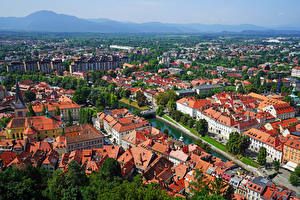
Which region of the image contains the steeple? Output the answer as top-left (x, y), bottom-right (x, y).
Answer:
top-left (14, 80), bottom-right (27, 117)
top-left (15, 80), bottom-right (26, 109)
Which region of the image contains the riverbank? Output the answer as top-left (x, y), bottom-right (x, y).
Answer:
top-left (156, 115), bottom-right (264, 177)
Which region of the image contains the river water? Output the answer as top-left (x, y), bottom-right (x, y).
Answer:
top-left (120, 102), bottom-right (227, 161)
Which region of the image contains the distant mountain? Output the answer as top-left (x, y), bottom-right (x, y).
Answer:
top-left (0, 10), bottom-right (299, 33)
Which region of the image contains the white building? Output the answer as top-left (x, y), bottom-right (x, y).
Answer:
top-left (176, 97), bottom-right (210, 118)
top-left (291, 66), bottom-right (300, 78)
top-left (262, 103), bottom-right (295, 120)
top-left (244, 128), bottom-right (283, 162)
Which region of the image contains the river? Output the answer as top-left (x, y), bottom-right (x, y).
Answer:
top-left (120, 102), bottom-right (227, 161)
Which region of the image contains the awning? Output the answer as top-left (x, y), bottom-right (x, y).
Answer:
top-left (282, 161), bottom-right (298, 172)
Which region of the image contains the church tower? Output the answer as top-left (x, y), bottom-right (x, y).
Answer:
top-left (14, 80), bottom-right (27, 117)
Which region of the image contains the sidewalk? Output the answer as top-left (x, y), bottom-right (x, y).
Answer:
top-left (157, 115), bottom-right (264, 177)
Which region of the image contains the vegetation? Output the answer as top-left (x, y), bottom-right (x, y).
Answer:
top-left (196, 119), bottom-right (208, 137)
top-left (135, 91), bottom-right (148, 107)
top-left (79, 108), bottom-right (95, 124)
top-left (0, 158), bottom-right (232, 200)
top-left (73, 87), bottom-right (91, 105)
top-left (0, 117), bottom-right (12, 129)
top-left (289, 164), bottom-right (300, 186)
top-left (240, 157), bottom-right (259, 168)
top-left (26, 103), bottom-right (36, 117)
top-left (226, 132), bottom-right (250, 155)
top-left (66, 110), bottom-right (73, 127)
top-left (119, 98), bottom-right (149, 111)
top-left (189, 170), bottom-right (232, 200)
top-left (257, 147), bottom-right (267, 166)
top-left (23, 90), bottom-right (36, 103)
top-left (273, 160), bottom-right (280, 172)
top-left (156, 105), bottom-right (164, 116)
top-left (202, 136), bottom-right (227, 152)
top-left (54, 106), bottom-right (61, 116)
top-left (155, 90), bottom-right (178, 106)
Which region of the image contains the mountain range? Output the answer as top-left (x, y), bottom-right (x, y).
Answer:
top-left (0, 10), bottom-right (299, 33)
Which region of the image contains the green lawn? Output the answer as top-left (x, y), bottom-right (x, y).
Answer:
top-left (241, 157), bottom-right (259, 168)
top-left (120, 98), bottom-right (149, 111)
top-left (202, 136), bottom-right (227, 152)
top-left (162, 115), bottom-right (176, 123)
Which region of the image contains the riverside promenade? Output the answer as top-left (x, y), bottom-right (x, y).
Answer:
top-left (157, 115), bottom-right (264, 177)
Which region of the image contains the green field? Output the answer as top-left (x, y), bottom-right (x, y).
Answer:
top-left (240, 157), bottom-right (259, 168)
top-left (202, 136), bottom-right (227, 152)
top-left (120, 98), bottom-right (149, 111)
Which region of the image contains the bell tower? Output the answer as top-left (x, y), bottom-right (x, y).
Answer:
top-left (14, 80), bottom-right (27, 117)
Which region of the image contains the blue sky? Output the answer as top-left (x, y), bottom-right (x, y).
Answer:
top-left (1, 0), bottom-right (300, 27)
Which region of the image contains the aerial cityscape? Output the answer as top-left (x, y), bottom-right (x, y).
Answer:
top-left (0, 1), bottom-right (300, 200)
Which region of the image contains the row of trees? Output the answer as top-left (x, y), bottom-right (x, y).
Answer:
top-left (168, 110), bottom-right (208, 137)
top-left (0, 158), bottom-right (228, 200)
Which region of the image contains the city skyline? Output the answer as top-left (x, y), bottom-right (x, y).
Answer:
top-left (1, 0), bottom-right (300, 27)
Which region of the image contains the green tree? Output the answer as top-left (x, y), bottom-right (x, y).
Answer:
top-left (100, 158), bottom-right (122, 179)
top-left (0, 166), bottom-right (48, 200)
top-left (166, 100), bottom-right (176, 111)
top-left (24, 90), bottom-right (36, 103)
top-left (73, 87), bottom-right (91, 104)
top-left (226, 132), bottom-right (250, 155)
top-left (196, 119), bottom-right (208, 137)
top-left (156, 105), bottom-right (164, 116)
top-left (282, 96), bottom-right (294, 106)
top-left (289, 164), bottom-right (300, 186)
top-left (54, 106), bottom-right (61, 116)
top-left (0, 117), bottom-right (12, 129)
top-left (27, 103), bottom-right (36, 117)
top-left (190, 170), bottom-right (226, 200)
top-left (136, 91), bottom-right (148, 107)
top-left (46, 170), bottom-right (67, 200)
top-left (257, 147), bottom-right (267, 165)
top-left (273, 160), bottom-right (280, 172)
top-left (66, 110), bottom-right (73, 127)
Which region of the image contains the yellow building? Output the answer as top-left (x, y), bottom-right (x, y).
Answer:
top-left (283, 137), bottom-right (300, 165)
top-left (5, 114), bottom-right (63, 141)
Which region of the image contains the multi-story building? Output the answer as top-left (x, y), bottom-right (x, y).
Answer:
top-left (32, 100), bottom-right (80, 121)
top-left (5, 114), bottom-right (63, 141)
top-left (65, 124), bottom-right (104, 153)
top-left (25, 60), bottom-right (39, 71)
top-left (282, 137), bottom-right (300, 165)
top-left (247, 176), bottom-right (272, 200)
top-left (6, 61), bottom-right (25, 72)
top-left (99, 109), bottom-right (150, 145)
top-left (197, 107), bottom-right (260, 139)
top-left (69, 55), bottom-right (127, 73)
top-left (244, 128), bottom-right (283, 162)
top-left (176, 97), bottom-right (210, 118)
top-left (262, 103), bottom-right (295, 120)
top-left (51, 59), bottom-right (64, 72)
top-left (291, 66), bottom-right (300, 78)
top-left (0, 86), bottom-right (7, 100)
top-left (38, 60), bottom-right (52, 73)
